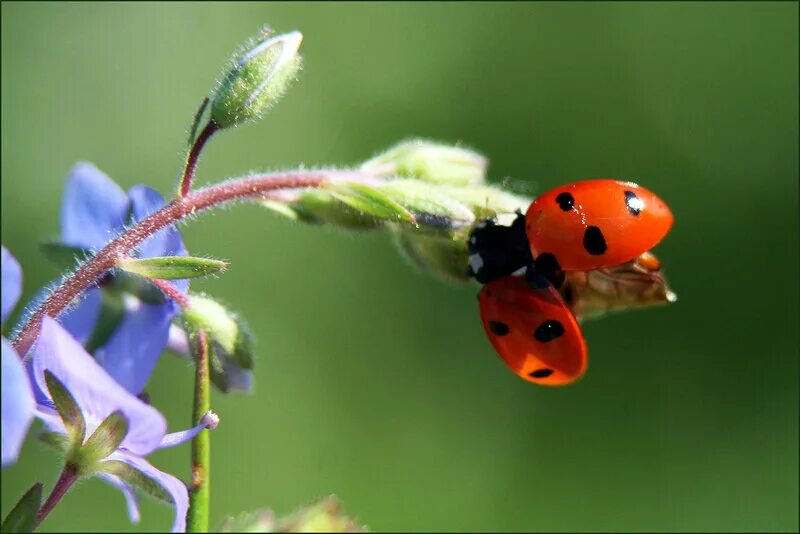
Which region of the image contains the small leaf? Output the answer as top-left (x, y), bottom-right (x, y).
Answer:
top-left (98, 460), bottom-right (172, 503)
top-left (326, 182), bottom-right (416, 226)
top-left (1, 482), bottom-right (42, 533)
top-left (44, 371), bottom-right (85, 453)
top-left (84, 289), bottom-right (126, 354)
top-left (76, 411), bottom-right (129, 471)
top-left (117, 256), bottom-right (228, 280)
top-left (40, 242), bottom-right (91, 269)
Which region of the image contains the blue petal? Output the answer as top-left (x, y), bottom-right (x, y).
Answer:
top-left (128, 186), bottom-right (189, 295)
top-left (94, 301), bottom-right (173, 395)
top-left (103, 451), bottom-right (189, 533)
top-left (61, 162), bottom-right (130, 250)
top-left (31, 318), bottom-right (167, 456)
top-left (1, 246), bottom-right (22, 325)
top-left (58, 287), bottom-right (103, 344)
top-left (1, 339), bottom-right (35, 466)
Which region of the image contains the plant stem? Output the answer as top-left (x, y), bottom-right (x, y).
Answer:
top-left (150, 278), bottom-right (192, 308)
top-left (187, 330), bottom-right (211, 533)
top-left (11, 169), bottom-right (381, 356)
top-left (33, 464), bottom-right (78, 531)
top-left (179, 120), bottom-right (220, 198)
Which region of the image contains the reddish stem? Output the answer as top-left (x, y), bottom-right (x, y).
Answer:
top-left (33, 464), bottom-right (79, 531)
top-left (179, 121), bottom-right (220, 198)
top-left (150, 278), bottom-right (192, 308)
top-left (12, 170), bottom-right (379, 356)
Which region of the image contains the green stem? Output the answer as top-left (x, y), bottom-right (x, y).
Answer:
top-left (187, 330), bottom-right (211, 532)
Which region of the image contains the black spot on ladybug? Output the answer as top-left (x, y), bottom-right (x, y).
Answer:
top-left (489, 321), bottom-right (509, 336)
top-left (583, 226), bottom-right (607, 256)
top-left (534, 320), bottom-right (564, 342)
top-left (530, 368), bottom-right (554, 378)
top-left (555, 192), bottom-right (574, 211)
top-left (624, 190), bottom-right (642, 216)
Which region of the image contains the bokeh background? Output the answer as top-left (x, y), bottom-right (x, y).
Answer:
top-left (2, 2), bottom-right (798, 532)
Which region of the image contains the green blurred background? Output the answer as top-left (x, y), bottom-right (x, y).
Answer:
top-left (2, 2), bottom-right (798, 532)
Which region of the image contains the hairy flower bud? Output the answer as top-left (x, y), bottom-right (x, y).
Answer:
top-left (360, 139), bottom-right (488, 186)
top-left (210, 28), bottom-right (303, 129)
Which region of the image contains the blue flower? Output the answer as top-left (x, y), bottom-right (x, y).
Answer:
top-left (31, 317), bottom-right (216, 532)
top-left (1, 246), bottom-right (36, 466)
top-left (56, 162), bottom-right (189, 395)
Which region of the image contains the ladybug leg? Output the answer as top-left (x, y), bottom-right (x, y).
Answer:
top-left (524, 253), bottom-right (566, 291)
top-left (467, 211), bottom-right (533, 284)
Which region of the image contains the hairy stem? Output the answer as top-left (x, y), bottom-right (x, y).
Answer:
top-left (33, 464), bottom-right (78, 531)
top-left (150, 278), bottom-right (192, 308)
top-left (11, 170), bottom-right (380, 356)
top-left (179, 120), bottom-right (220, 198)
top-left (187, 330), bottom-right (211, 533)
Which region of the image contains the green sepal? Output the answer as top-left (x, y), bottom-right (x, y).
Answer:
top-left (376, 179), bottom-right (475, 231)
top-left (261, 199), bottom-right (301, 221)
top-left (74, 411), bottom-right (129, 473)
top-left (391, 227), bottom-right (471, 283)
top-left (40, 242), bottom-right (91, 270)
top-left (360, 138), bottom-right (487, 186)
top-left (217, 509), bottom-right (275, 532)
top-left (326, 182), bottom-right (416, 226)
top-left (98, 460), bottom-right (172, 503)
top-left (218, 497), bottom-right (365, 533)
top-left (117, 256), bottom-right (229, 280)
top-left (38, 432), bottom-right (71, 453)
top-left (1, 482), bottom-right (43, 533)
top-left (292, 190), bottom-right (384, 229)
top-left (44, 371), bottom-right (85, 456)
top-left (84, 289), bottom-right (126, 354)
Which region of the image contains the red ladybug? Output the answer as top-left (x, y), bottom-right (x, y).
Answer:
top-left (468, 179), bottom-right (674, 385)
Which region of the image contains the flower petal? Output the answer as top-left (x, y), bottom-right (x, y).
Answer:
top-left (1, 339), bottom-right (35, 466)
top-left (160, 411), bottom-right (219, 449)
top-left (60, 162), bottom-right (130, 250)
top-left (128, 187), bottom-right (189, 292)
top-left (105, 451), bottom-right (188, 533)
top-left (1, 246), bottom-right (22, 325)
top-left (97, 473), bottom-right (141, 524)
top-left (94, 300), bottom-right (173, 395)
top-left (58, 286), bottom-right (103, 344)
top-left (31, 317), bottom-right (167, 456)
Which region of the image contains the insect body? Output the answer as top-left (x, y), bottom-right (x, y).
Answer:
top-left (469, 179), bottom-right (674, 385)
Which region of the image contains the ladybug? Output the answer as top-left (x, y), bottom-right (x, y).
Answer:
top-left (468, 179), bottom-right (673, 385)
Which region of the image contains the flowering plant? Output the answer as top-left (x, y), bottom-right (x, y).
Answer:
top-left (1, 25), bottom-right (674, 532)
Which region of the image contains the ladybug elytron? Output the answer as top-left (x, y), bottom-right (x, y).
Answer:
top-left (468, 179), bottom-right (674, 385)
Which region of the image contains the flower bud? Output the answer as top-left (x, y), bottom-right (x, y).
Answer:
top-left (360, 139), bottom-right (488, 186)
top-left (210, 28), bottom-right (303, 129)
top-left (181, 294), bottom-right (254, 393)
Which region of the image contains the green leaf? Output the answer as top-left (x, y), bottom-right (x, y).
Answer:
top-left (326, 182), bottom-right (416, 226)
top-left (44, 371), bottom-right (85, 454)
top-left (84, 289), bottom-right (126, 354)
top-left (98, 460), bottom-right (172, 503)
top-left (117, 256), bottom-right (229, 280)
top-left (76, 411), bottom-right (129, 471)
top-left (40, 242), bottom-right (91, 270)
top-left (1, 482), bottom-right (42, 533)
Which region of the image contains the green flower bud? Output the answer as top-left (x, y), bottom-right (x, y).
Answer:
top-left (275, 497), bottom-right (365, 533)
top-left (210, 28), bottom-right (303, 129)
top-left (360, 139), bottom-right (487, 186)
top-left (182, 294), bottom-right (254, 393)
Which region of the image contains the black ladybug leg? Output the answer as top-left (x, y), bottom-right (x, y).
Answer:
top-left (525, 253), bottom-right (566, 290)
